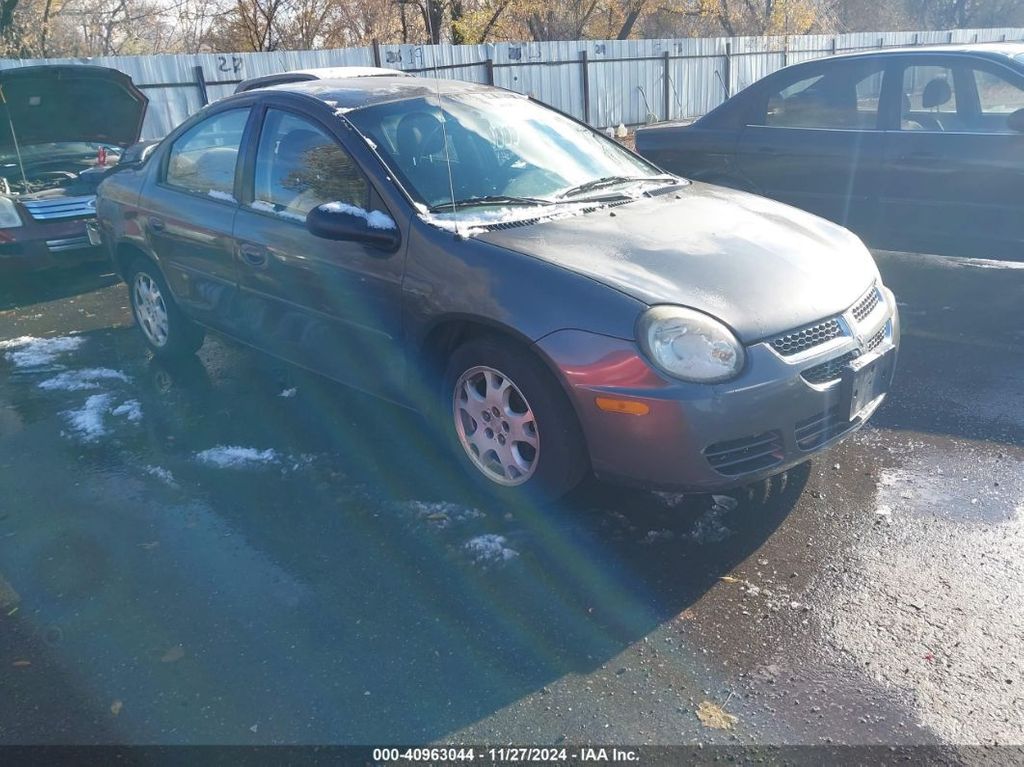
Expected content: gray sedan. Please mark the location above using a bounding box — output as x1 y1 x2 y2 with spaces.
94 76 899 501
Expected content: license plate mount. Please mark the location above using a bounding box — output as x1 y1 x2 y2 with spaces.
842 345 894 421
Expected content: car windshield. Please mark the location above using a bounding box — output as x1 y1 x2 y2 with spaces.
345 91 670 210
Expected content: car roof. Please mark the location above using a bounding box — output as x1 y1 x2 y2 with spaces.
233 66 410 94
252 75 503 111
822 41 1024 63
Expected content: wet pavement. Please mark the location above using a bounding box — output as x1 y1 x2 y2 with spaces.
0 251 1021 747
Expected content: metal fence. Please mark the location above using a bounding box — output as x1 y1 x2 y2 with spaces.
2 26 1022 139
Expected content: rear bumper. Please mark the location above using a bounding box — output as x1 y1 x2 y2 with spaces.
538 298 899 492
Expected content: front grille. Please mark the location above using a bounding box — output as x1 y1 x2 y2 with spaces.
21 195 96 221
851 287 880 323
795 406 857 450
770 318 843 356
46 236 92 252
866 325 886 352
802 350 859 385
704 430 784 476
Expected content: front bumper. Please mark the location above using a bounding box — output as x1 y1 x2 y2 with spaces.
538 289 899 492
0 218 104 273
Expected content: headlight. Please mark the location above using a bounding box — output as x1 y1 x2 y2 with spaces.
0 196 23 229
637 305 745 382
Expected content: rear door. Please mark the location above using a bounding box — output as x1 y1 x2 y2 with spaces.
139 107 253 329
232 104 407 400
879 55 1024 257
734 58 888 237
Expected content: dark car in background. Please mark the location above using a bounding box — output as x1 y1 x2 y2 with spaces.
94 76 898 501
0 65 148 272
636 44 1024 259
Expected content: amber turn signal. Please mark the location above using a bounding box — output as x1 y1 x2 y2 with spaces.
595 397 650 416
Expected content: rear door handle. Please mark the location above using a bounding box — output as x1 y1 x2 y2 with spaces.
148 216 165 232
756 146 779 155
239 243 269 267
899 151 941 161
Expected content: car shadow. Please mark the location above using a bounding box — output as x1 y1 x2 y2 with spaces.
136 341 807 741
0 325 807 743
0 263 119 312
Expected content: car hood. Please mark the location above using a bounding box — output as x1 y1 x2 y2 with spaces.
475 183 880 343
0 65 148 152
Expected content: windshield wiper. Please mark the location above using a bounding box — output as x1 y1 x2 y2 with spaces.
557 175 677 199
428 195 554 213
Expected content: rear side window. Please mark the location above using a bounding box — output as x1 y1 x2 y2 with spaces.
758 61 885 129
252 109 369 218
165 108 250 199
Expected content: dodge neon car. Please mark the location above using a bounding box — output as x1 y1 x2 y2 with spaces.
93 76 899 501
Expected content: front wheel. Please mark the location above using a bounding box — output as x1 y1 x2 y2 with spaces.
442 338 589 502
127 257 205 359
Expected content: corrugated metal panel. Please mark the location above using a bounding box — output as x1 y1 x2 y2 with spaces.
2 27 1021 138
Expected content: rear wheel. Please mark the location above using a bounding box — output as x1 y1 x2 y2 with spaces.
128 258 204 359
442 338 588 502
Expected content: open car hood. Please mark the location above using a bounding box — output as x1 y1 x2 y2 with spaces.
0 65 148 152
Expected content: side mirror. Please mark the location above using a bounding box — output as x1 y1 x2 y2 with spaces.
1007 108 1024 133
305 203 399 251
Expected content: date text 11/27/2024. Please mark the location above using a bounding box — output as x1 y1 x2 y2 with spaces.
372 747 641 763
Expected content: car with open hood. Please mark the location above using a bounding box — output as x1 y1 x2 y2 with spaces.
93 76 899 502
0 64 148 272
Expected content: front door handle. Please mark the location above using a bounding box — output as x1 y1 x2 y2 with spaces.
148 216 165 232
239 243 268 267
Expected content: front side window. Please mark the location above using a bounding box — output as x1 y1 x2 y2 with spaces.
759 62 884 129
165 108 250 198
252 109 369 219
346 92 663 210
973 68 1024 116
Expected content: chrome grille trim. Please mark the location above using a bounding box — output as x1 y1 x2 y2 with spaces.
851 287 881 323
46 236 92 252
21 195 96 221
770 318 843 356
703 430 784 476
801 350 859 385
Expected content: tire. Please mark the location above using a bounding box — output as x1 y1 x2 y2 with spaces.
442 337 589 502
127 257 205 359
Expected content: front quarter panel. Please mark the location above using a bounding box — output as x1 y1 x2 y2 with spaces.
404 219 646 349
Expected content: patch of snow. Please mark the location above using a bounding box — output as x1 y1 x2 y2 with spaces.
420 201 595 238
711 494 738 512
38 368 130 391
195 446 279 469
642 529 675 545
279 387 298 398
464 534 518 564
318 202 396 230
250 200 306 222
0 335 84 368
399 500 484 528
208 190 237 203
689 504 733 544
144 465 177 485
112 399 143 423
64 394 113 441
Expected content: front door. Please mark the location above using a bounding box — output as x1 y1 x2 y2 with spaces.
232 106 407 400
735 58 888 239
880 56 1024 258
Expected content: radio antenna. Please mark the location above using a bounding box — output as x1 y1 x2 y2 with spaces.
423 6 459 235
